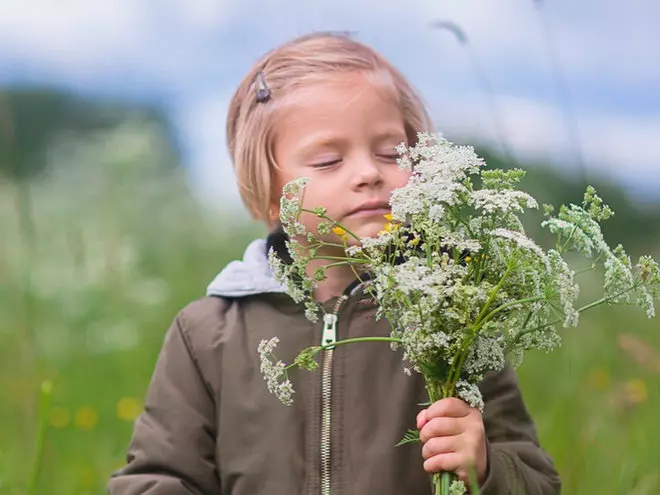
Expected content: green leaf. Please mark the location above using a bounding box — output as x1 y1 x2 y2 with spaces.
395 428 421 447
418 359 450 382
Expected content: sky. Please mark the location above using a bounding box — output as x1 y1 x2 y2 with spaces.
1 0 659 209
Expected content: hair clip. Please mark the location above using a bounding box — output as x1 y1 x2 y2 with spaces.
255 71 271 103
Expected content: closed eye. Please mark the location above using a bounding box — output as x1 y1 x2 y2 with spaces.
378 154 399 161
309 159 341 169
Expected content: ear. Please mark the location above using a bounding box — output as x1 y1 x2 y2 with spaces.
268 202 280 224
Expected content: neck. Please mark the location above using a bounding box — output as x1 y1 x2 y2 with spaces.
265 227 365 304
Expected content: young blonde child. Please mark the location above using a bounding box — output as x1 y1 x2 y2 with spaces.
108 32 561 494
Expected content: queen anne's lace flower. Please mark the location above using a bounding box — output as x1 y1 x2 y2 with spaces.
262 131 659 440
471 189 538 214
449 480 467 495
455 380 484 413
257 337 294 406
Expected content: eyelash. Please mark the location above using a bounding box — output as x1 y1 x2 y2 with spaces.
310 159 341 169
309 154 398 169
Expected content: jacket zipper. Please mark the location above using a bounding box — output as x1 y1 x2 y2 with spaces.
320 295 348 495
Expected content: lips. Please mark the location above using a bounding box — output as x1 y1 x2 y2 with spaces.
346 200 391 217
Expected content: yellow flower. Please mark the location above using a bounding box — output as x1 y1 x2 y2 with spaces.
48 406 70 429
383 222 400 233
465 256 472 263
74 406 98 431
383 213 393 221
408 236 420 247
332 226 348 240
116 397 142 422
624 379 647 404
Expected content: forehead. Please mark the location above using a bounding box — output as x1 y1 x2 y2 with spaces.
274 71 405 137
288 70 399 109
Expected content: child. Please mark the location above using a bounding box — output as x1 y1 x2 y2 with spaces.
108 32 561 494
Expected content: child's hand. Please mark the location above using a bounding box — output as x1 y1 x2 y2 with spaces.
417 398 488 489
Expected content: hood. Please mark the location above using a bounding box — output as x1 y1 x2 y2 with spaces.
206 238 285 297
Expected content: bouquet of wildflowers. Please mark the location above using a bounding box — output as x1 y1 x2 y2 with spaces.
259 132 660 494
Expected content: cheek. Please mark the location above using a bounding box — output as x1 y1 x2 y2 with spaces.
388 168 412 189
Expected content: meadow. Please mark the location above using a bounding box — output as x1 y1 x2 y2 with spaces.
1 130 659 494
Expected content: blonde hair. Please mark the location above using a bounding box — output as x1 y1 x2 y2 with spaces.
226 31 433 226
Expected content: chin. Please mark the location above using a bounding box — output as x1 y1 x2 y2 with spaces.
347 223 388 241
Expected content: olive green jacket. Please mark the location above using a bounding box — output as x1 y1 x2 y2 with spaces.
108 236 561 494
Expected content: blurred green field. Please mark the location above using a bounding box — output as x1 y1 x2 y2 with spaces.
1 127 659 494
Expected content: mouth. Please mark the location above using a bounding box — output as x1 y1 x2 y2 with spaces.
346 201 391 218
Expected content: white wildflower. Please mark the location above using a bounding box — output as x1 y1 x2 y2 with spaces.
346 245 364 257
542 217 594 257
449 480 467 495
471 189 538 214
637 289 655 319
400 325 452 364
267 247 307 304
600 245 635 306
492 228 547 262
257 337 295 406
304 301 320 323
463 335 505 379
547 250 580 327
265 138 659 452
456 380 484 413
360 232 394 255
636 255 660 318
279 177 310 237
428 204 446 222
440 232 481 253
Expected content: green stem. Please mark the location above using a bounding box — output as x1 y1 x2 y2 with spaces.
476 295 545 329
447 349 469 395
574 265 596 276
313 241 353 249
313 256 370 263
302 210 362 241
511 282 652 346
285 337 403 371
558 224 579 253
323 261 361 270
319 336 402 350
474 259 515 326
27 381 53 495
448 205 474 238
423 379 457 494
442 472 452 493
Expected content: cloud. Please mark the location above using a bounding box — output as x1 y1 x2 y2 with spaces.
428 90 660 199
1 0 658 206
0 0 240 86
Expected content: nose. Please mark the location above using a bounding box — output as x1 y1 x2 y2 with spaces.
351 154 383 189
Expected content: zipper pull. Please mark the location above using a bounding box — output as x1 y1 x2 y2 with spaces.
322 313 338 348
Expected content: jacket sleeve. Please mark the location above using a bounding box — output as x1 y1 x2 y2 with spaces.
107 312 221 494
477 365 561 495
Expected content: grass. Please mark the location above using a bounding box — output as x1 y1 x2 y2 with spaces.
1 152 659 494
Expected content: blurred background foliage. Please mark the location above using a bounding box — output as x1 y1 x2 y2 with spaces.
0 85 659 495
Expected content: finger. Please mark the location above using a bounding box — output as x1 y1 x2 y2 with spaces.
419 417 462 443
416 409 427 430
426 397 471 420
423 452 463 474
421 435 460 460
